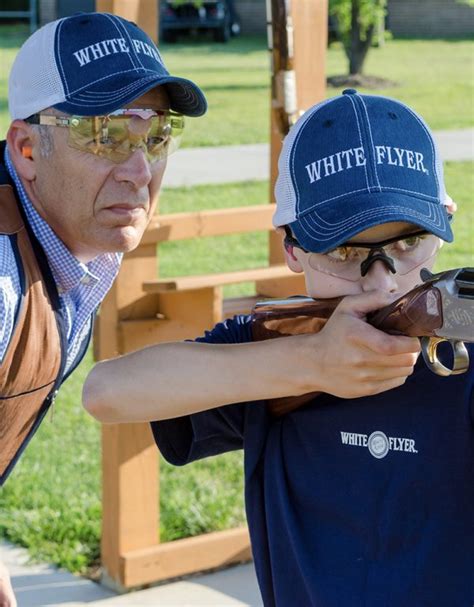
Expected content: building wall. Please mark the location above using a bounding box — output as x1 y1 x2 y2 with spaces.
387 0 474 37
235 0 474 37
235 0 266 35
39 0 56 25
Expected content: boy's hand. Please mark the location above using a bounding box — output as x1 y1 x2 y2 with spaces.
303 290 421 399
0 563 17 607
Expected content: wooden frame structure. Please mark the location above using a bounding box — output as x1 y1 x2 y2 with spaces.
94 0 328 589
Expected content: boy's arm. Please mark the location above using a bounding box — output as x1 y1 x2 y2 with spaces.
83 290 420 424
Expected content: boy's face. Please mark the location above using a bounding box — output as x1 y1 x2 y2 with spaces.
284 221 442 299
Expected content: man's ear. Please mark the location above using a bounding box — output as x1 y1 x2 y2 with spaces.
6 121 37 182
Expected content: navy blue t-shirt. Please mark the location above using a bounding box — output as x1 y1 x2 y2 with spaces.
151 316 474 607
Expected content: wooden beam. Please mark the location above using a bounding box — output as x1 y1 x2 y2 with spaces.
101 423 159 585
99 246 160 583
120 527 251 588
119 287 224 351
269 0 328 263
119 295 266 352
222 296 262 318
141 205 274 245
293 0 328 111
96 0 158 43
256 273 307 298
143 264 294 293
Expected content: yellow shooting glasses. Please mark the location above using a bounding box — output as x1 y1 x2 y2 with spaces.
25 109 184 164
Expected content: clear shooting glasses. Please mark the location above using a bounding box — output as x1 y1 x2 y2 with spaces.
284 228 441 282
25 108 184 164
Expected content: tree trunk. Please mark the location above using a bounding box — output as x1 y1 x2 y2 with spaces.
344 0 375 76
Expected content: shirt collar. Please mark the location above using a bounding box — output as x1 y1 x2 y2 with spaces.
4 145 121 294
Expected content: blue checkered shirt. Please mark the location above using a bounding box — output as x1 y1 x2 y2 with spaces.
1 146 121 374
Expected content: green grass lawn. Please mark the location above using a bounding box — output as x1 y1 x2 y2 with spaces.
1 27 473 145
0 161 472 574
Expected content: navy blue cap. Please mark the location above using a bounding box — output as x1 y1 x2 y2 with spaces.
273 90 453 253
9 12 207 119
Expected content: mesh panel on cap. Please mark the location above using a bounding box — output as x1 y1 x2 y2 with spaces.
8 20 65 119
273 149 298 225
273 98 335 227
385 96 446 205
434 139 447 205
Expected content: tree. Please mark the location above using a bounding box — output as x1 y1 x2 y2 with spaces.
330 0 387 76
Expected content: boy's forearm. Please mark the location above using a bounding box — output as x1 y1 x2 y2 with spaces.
82 338 319 423
83 291 423 424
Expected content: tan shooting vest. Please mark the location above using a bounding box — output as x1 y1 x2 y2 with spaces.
0 180 62 482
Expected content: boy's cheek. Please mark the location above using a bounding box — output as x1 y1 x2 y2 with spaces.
396 273 426 296
303 269 362 299
385 258 437 297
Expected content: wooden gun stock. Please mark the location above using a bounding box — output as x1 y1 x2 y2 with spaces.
251 267 474 417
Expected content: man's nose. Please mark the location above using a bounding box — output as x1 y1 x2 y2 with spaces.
361 259 399 293
113 148 152 189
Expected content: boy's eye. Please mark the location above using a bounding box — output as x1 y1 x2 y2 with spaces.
326 246 352 262
395 235 425 251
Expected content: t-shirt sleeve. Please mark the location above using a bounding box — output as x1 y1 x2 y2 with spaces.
150 315 253 465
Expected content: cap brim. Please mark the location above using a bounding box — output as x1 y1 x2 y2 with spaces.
54 73 207 117
290 191 453 253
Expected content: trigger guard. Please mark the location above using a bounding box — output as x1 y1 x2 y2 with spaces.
421 337 470 377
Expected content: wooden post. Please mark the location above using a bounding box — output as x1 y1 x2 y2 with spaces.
97 245 161 587
95 0 158 43
269 0 328 265
101 423 159 588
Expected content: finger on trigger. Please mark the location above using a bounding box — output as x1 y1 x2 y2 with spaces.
362 326 420 356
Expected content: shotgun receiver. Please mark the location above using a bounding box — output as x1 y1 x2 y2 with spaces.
251 267 474 416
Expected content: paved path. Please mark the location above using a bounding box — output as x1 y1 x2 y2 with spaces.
162 128 474 188
1 542 262 607
2 127 472 607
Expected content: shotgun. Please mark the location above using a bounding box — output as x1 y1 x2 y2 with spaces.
251 267 474 416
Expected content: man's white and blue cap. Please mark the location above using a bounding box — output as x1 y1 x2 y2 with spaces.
274 89 453 253
8 12 207 120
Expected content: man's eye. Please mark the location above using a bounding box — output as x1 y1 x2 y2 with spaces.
148 135 168 146
151 124 172 140
100 136 117 144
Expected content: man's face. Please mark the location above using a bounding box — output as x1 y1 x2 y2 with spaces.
22 87 170 262
284 221 442 299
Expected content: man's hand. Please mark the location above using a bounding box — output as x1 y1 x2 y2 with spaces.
299 290 421 399
0 562 17 607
